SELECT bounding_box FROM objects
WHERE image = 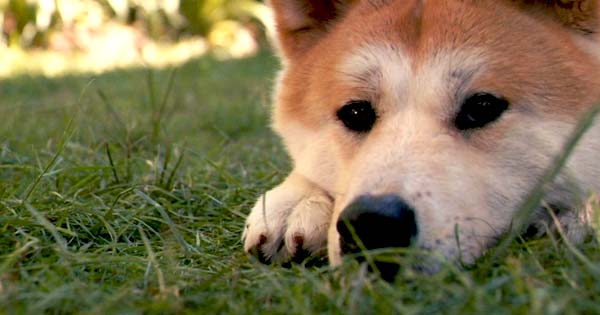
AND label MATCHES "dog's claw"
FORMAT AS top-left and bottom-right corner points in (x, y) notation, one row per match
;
(293, 234), (304, 247)
(258, 234), (267, 246)
(289, 234), (309, 263)
(244, 232), (318, 265)
(242, 174), (334, 265)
